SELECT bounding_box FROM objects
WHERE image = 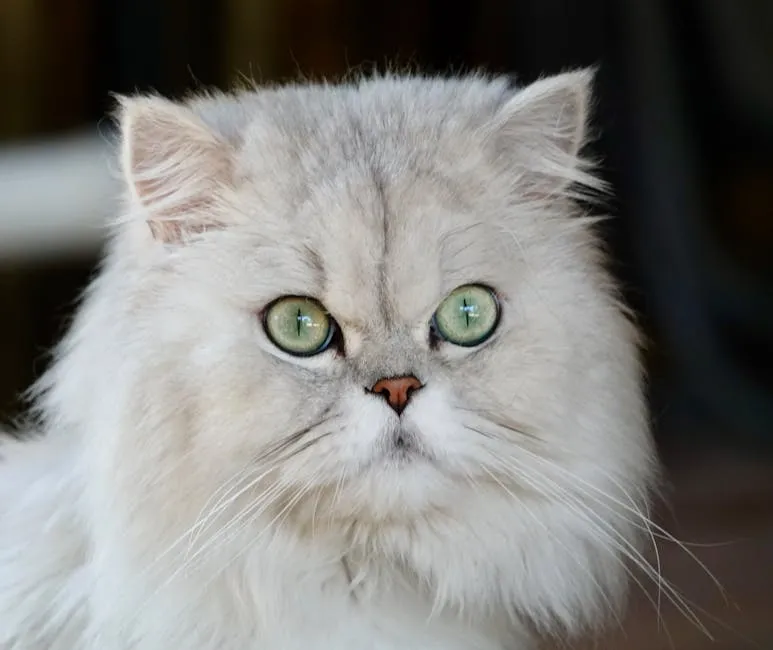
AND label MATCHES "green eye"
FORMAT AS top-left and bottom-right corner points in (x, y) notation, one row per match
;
(431, 284), (500, 347)
(263, 296), (335, 356)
